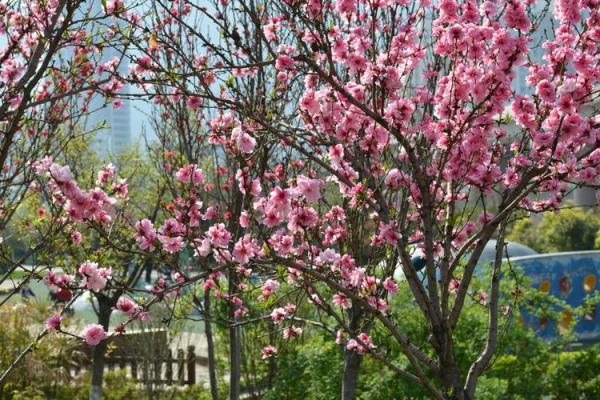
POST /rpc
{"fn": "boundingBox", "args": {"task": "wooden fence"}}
[69,345,208,387]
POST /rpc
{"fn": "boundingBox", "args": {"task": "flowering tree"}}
[144,94,283,398]
[123,0,600,399]
[17,157,147,399]
[3,0,600,399]
[0,0,135,301]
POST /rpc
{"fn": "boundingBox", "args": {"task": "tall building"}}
[88,60,132,158]
[85,1,132,158]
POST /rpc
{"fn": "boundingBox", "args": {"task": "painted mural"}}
[511,251,600,343]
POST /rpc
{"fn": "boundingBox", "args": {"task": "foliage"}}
[263,289,600,400]
[263,335,343,400]
[2,276,600,399]
[8,369,227,400]
[543,348,600,400]
[0,302,81,398]
[2,0,600,398]
[508,207,600,253]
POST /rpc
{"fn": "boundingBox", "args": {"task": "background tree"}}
[508,206,600,253]
[0,0,137,304]
[3,1,600,400]
[126,0,600,399]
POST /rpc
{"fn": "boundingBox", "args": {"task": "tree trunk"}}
[267,330,277,389]
[89,298,112,400]
[342,303,364,400]
[228,274,241,400]
[204,290,220,400]
[342,348,362,400]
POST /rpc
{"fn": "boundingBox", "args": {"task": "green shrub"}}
[508,208,600,253]
[543,348,600,399]
[0,302,81,399]
[263,336,342,400]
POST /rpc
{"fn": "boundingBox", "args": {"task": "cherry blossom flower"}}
[46,315,62,331]
[81,324,108,346]
[261,345,278,359]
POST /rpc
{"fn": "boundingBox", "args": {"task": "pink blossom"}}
[159,218,186,236]
[383,277,398,295]
[275,55,296,71]
[271,307,287,324]
[478,291,489,306]
[81,324,108,346]
[261,345,278,359]
[554,0,581,24]
[111,179,128,197]
[504,2,531,31]
[186,96,203,110]
[346,53,367,73]
[159,235,184,253]
[32,157,53,175]
[232,234,259,264]
[317,248,340,265]
[384,99,414,124]
[105,0,124,14]
[449,279,461,294]
[239,211,250,228]
[375,222,401,245]
[195,237,212,257]
[258,279,280,301]
[296,175,322,202]
[347,332,375,354]
[44,270,74,292]
[336,329,345,344]
[69,230,82,244]
[283,326,303,339]
[49,163,72,183]
[203,279,217,292]
[333,293,350,309]
[287,206,318,232]
[536,80,555,102]
[335,0,356,15]
[78,261,109,292]
[135,219,157,251]
[207,223,232,247]
[385,169,407,190]
[96,164,115,185]
[175,164,204,185]
[115,297,140,317]
[231,127,257,153]
[46,315,62,331]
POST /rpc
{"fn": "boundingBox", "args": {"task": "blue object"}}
[411,255,428,271]
[509,251,600,343]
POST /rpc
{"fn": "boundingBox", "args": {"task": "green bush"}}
[263,336,343,400]
[508,208,600,253]
[262,275,600,400]
[544,348,600,399]
[0,302,81,399]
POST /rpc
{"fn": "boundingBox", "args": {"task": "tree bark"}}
[204,290,220,400]
[89,297,112,400]
[267,330,277,390]
[228,274,241,400]
[342,303,364,400]
[342,349,362,400]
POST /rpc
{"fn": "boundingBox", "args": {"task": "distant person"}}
[144,259,153,284]
[159,265,172,283]
[20,284,35,299]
